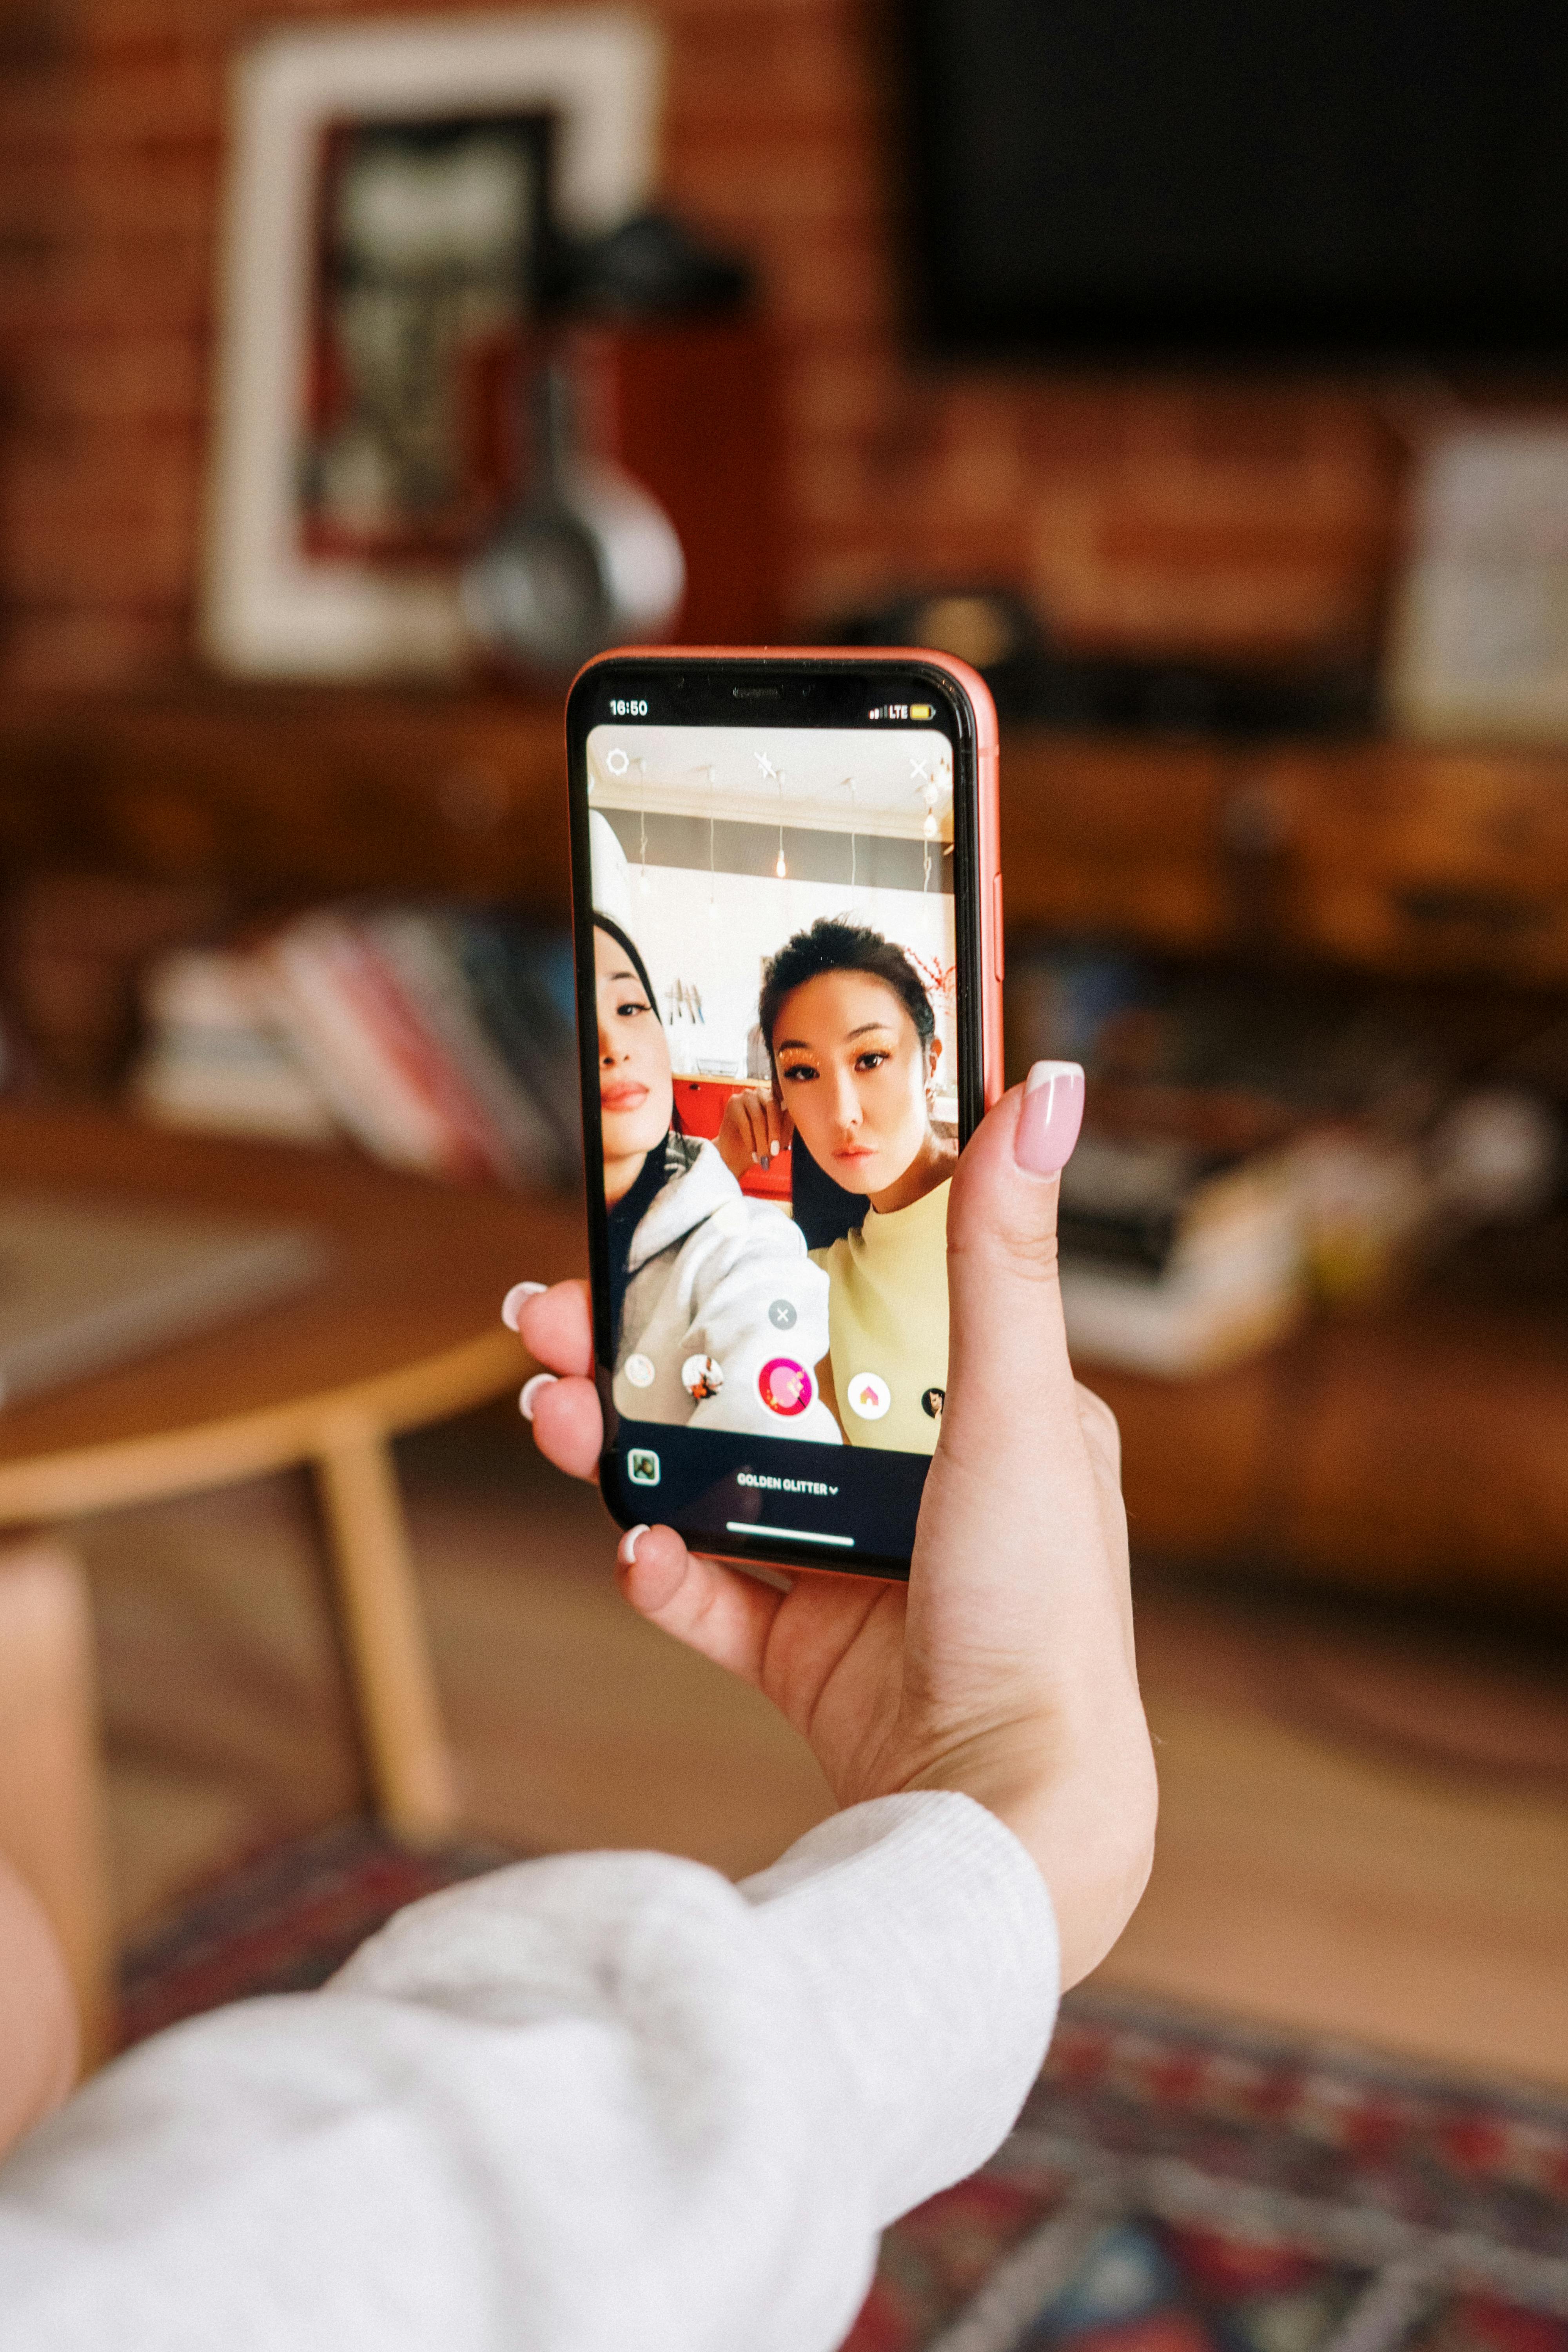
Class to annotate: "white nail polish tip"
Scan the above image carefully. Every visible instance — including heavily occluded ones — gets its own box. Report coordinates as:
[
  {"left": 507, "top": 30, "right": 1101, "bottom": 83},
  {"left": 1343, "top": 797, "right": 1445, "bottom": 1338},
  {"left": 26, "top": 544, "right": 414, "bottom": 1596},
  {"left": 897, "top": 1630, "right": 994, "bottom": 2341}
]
[
  {"left": 1024, "top": 1060, "right": 1085, "bottom": 1093},
  {"left": 620, "top": 1523, "right": 650, "bottom": 1564},
  {"left": 518, "top": 1372, "right": 558, "bottom": 1421},
  {"left": 501, "top": 1281, "right": 548, "bottom": 1332}
]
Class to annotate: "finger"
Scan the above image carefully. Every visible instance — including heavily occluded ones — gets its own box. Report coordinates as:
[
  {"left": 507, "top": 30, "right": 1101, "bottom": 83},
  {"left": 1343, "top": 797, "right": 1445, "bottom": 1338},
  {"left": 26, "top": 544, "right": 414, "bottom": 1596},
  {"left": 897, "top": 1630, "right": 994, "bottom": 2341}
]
[
  {"left": 918, "top": 1063, "right": 1102, "bottom": 1635},
  {"left": 526, "top": 1372, "right": 603, "bottom": 1479},
  {"left": 515, "top": 1279, "right": 593, "bottom": 1376},
  {"left": 942, "top": 1063, "right": 1084, "bottom": 1458},
  {"left": 726, "top": 1093, "right": 759, "bottom": 1163},
  {"left": 764, "top": 1096, "right": 787, "bottom": 1158},
  {"left": 615, "top": 1523, "right": 784, "bottom": 1686},
  {"left": 743, "top": 1094, "right": 770, "bottom": 1161},
  {"left": 1074, "top": 1383, "right": 1136, "bottom": 1664},
  {"left": 1074, "top": 1382, "right": 1121, "bottom": 1486}
]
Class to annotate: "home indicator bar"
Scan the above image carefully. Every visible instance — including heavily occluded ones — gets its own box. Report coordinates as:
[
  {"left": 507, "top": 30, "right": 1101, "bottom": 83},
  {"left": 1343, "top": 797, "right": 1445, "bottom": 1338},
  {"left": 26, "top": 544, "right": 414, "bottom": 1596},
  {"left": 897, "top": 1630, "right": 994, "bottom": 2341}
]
[{"left": 727, "top": 1521, "right": 855, "bottom": 1549}]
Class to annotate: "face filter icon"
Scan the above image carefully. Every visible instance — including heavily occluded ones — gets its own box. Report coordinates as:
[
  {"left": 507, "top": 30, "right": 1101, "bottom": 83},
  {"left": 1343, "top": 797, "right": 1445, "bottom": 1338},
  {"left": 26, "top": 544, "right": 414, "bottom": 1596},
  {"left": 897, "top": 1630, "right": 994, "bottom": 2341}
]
[
  {"left": 846, "top": 1372, "right": 891, "bottom": 1421},
  {"left": 681, "top": 1354, "right": 724, "bottom": 1402},
  {"left": 757, "top": 1358, "right": 813, "bottom": 1416}
]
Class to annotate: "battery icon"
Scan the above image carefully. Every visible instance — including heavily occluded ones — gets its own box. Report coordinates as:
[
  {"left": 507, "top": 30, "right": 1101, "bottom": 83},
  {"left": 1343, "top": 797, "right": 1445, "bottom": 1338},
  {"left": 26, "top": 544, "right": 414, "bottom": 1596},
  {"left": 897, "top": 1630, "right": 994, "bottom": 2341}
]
[{"left": 910, "top": 702, "right": 934, "bottom": 720}]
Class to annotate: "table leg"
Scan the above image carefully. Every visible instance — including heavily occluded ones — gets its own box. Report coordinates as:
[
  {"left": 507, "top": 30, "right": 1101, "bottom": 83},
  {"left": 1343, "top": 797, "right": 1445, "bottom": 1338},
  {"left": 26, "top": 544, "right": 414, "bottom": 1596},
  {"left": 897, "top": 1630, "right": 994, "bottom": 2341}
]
[{"left": 313, "top": 1424, "right": 460, "bottom": 1842}]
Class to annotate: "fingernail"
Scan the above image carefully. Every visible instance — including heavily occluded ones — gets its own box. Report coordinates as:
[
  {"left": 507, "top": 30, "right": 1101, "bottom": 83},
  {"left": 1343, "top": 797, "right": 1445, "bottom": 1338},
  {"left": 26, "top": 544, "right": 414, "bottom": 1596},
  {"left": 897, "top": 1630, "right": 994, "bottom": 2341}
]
[
  {"left": 519, "top": 1371, "right": 557, "bottom": 1421},
  {"left": 1015, "top": 1061, "right": 1085, "bottom": 1176},
  {"left": 770, "top": 1140, "right": 780, "bottom": 1156},
  {"left": 502, "top": 1281, "right": 548, "bottom": 1332},
  {"left": 618, "top": 1523, "right": 649, "bottom": 1566}
]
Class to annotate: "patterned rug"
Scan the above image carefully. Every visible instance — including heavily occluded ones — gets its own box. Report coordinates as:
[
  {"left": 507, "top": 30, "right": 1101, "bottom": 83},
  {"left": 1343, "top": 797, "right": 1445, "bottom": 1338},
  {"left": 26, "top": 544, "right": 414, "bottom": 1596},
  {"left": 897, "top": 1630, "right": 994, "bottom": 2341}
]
[{"left": 120, "top": 1823, "right": 1568, "bottom": 2352}]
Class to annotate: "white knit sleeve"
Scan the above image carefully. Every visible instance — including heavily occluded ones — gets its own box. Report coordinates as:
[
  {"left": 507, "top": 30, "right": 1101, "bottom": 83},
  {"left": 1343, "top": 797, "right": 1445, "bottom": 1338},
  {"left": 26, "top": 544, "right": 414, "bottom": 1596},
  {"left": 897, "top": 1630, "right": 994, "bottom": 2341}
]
[{"left": 0, "top": 1790, "right": 1057, "bottom": 2352}]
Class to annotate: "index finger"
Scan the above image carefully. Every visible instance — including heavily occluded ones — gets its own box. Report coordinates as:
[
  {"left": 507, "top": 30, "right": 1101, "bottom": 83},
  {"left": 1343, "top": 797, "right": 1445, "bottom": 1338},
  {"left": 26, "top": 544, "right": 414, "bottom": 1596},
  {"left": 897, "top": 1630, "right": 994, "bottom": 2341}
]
[{"left": 514, "top": 1278, "right": 593, "bottom": 1376}]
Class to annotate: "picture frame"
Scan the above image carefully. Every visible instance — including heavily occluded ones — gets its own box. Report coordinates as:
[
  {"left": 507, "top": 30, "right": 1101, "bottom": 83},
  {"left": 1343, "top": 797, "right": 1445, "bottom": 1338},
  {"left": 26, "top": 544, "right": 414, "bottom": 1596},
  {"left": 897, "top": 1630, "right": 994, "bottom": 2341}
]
[
  {"left": 204, "top": 10, "right": 663, "bottom": 682},
  {"left": 1388, "top": 423, "right": 1568, "bottom": 744}
]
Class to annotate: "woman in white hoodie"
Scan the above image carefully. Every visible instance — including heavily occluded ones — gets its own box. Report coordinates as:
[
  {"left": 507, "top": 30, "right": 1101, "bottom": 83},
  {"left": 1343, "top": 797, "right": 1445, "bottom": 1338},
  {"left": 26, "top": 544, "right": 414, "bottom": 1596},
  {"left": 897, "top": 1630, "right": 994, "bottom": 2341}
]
[{"left": 595, "top": 918, "right": 839, "bottom": 1443}]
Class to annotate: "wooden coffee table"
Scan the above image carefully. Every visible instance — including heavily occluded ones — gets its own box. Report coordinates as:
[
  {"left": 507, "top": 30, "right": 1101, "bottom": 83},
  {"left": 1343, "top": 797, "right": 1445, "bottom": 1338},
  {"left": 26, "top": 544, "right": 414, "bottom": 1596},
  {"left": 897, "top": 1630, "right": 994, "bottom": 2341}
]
[{"left": 0, "top": 1107, "right": 584, "bottom": 1852}]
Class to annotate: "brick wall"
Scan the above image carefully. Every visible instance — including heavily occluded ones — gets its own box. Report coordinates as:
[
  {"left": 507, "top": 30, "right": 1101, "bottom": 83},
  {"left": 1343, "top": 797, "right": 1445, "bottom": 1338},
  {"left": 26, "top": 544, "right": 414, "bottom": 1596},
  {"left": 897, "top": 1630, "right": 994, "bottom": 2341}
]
[{"left": 0, "top": 0, "right": 1405, "bottom": 695}]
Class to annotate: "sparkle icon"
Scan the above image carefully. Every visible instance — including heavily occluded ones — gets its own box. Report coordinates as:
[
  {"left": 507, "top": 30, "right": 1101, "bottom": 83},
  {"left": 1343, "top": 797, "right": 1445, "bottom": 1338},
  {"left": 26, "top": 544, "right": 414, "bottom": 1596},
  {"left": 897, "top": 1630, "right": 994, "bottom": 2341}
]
[{"left": 754, "top": 751, "right": 779, "bottom": 780}]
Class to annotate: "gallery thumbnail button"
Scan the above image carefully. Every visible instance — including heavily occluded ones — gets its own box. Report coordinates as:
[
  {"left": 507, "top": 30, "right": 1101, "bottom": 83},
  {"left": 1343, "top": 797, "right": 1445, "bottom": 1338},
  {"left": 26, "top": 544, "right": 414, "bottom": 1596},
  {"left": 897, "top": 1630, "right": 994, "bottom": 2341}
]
[{"left": 623, "top": 1354, "right": 656, "bottom": 1389}]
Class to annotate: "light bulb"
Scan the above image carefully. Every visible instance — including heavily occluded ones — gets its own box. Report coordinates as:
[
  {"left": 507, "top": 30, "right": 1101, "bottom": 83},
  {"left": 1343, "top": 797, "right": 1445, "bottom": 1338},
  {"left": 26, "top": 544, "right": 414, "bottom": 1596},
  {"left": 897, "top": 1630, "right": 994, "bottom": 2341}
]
[
  {"left": 775, "top": 852, "right": 788, "bottom": 879},
  {"left": 923, "top": 813, "right": 938, "bottom": 838}
]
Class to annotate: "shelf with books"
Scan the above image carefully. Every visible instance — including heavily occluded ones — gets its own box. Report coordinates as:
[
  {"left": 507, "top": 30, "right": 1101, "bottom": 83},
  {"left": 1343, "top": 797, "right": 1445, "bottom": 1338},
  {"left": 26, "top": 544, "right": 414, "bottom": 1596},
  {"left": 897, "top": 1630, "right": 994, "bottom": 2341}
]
[
  {"left": 0, "top": 686, "right": 1564, "bottom": 1606},
  {"left": 3, "top": 691, "right": 1568, "bottom": 982}
]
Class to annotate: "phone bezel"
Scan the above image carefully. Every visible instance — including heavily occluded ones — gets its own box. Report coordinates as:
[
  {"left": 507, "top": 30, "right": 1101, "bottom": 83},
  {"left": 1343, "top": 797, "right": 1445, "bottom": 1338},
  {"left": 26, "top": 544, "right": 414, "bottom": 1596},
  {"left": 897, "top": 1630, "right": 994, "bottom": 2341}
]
[{"left": 564, "top": 647, "right": 997, "bottom": 1579}]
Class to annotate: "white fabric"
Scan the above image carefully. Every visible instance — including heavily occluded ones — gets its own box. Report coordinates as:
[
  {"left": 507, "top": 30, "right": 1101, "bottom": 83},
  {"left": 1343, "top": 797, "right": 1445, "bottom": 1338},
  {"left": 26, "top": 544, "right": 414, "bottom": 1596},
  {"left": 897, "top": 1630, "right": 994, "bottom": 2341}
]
[
  {"left": 613, "top": 1136, "right": 840, "bottom": 1441},
  {"left": 0, "top": 1791, "right": 1056, "bottom": 2352}
]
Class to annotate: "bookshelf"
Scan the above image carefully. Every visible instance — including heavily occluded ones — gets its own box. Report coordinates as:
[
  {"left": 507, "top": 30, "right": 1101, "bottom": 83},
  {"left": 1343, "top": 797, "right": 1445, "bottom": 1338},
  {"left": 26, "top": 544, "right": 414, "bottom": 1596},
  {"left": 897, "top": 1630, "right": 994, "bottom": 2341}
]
[
  {"left": 0, "top": 684, "right": 1564, "bottom": 1613},
  {"left": 4, "top": 689, "right": 1566, "bottom": 984}
]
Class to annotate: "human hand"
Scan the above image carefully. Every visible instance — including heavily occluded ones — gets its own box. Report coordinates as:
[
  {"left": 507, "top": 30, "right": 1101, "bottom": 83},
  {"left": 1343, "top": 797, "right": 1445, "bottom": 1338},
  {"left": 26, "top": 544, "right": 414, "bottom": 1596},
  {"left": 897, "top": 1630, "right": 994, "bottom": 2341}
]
[
  {"left": 0, "top": 1857, "right": 76, "bottom": 2160},
  {"left": 504, "top": 1064, "right": 1156, "bottom": 1987},
  {"left": 715, "top": 1085, "right": 791, "bottom": 1183}
]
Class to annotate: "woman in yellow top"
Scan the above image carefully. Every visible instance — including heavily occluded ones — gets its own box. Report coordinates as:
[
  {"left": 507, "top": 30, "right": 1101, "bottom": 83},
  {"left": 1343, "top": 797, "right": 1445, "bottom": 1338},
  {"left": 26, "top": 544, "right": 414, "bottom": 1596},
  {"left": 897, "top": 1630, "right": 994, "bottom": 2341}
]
[{"left": 717, "top": 918, "right": 955, "bottom": 1454}]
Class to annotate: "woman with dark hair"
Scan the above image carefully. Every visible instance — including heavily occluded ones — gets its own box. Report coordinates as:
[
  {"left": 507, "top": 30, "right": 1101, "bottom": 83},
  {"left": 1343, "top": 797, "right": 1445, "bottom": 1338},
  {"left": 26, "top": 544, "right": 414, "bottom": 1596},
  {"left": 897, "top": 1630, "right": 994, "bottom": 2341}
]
[
  {"left": 717, "top": 918, "right": 955, "bottom": 1456},
  {"left": 593, "top": 915, "right": 838, "bottom": 1441}
]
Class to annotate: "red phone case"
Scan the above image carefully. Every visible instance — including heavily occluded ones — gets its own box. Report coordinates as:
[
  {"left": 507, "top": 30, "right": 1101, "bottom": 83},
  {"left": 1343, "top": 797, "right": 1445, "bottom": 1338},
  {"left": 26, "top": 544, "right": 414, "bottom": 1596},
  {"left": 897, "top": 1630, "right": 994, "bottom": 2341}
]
[{"left": 569, "top": 645, "right": 1003, "bottom": 1581}]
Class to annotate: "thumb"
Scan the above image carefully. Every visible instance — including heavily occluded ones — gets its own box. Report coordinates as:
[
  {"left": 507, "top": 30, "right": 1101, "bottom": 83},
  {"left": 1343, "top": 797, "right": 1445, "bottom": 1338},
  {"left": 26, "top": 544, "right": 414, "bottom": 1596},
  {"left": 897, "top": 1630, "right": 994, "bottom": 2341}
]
[{"left": 937, "top": 1060, "right": 1085, "bottom": 1504}]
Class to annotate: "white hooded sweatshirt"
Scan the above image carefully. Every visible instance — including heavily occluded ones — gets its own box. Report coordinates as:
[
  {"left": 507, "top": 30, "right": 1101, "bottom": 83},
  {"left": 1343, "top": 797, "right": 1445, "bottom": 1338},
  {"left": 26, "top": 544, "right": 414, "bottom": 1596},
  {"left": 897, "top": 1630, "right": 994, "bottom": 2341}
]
[{"left": 612, "top": 1136, "right": 841, "bottom": 1442}]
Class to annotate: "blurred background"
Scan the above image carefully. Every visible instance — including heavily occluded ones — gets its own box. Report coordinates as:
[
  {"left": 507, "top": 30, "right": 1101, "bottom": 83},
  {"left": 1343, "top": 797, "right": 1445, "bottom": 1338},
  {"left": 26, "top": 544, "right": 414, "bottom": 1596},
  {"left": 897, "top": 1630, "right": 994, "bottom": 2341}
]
[{"left": 0, "top": 0, "right": 1566, "bottom": 2125}]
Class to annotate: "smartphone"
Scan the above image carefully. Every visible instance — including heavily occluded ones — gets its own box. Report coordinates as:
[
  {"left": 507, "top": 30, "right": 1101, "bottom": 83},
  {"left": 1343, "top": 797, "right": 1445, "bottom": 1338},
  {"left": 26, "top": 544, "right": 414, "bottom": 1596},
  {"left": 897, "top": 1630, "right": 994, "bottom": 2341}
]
[{"left": 565, "top": 648, "right": 1002, "bottom": 1579}]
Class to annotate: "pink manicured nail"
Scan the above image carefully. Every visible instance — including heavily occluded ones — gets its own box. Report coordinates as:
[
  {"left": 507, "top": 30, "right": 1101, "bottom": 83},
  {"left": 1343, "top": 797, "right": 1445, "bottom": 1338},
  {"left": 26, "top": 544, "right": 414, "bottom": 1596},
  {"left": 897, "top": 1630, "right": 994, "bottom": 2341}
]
[
  {"left": 619, "top": 1523, "right": 650, "bottom": 1566},
  {"left": 519, "top": 1372, "right": 557, "bottom": 1421},
  {"left": 501, "top": 1281, "right": 548, "bottom": 1332},
  {"left": 1015, "top": 1061, "right": 1085, "bottom": 1176}
]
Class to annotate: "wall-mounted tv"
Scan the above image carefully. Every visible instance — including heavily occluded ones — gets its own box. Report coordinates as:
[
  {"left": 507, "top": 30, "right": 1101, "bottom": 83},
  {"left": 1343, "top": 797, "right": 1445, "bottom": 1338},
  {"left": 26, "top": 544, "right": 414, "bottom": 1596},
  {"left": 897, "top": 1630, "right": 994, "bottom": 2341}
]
[{"left": 899, "top": 0, "right": 1568, "bottom": 363}]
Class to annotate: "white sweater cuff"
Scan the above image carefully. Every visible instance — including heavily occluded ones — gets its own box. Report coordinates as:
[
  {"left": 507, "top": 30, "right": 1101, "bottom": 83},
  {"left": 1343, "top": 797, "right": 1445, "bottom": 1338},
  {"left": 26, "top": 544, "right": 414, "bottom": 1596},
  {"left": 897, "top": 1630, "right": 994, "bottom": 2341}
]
[{"left": 740, "top": 1789, "right": 1059, "bottom": 2225}]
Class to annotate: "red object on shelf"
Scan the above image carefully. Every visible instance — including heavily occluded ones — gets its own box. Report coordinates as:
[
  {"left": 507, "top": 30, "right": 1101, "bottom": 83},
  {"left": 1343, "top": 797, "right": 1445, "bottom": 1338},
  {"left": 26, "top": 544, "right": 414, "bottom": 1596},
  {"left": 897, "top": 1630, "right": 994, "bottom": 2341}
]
[
  {"left": 572, "top": 318, "right": 784, "bottom": 646},
  {"left": 673, "top": 1076, "right": 791, "bottom": 1199}
]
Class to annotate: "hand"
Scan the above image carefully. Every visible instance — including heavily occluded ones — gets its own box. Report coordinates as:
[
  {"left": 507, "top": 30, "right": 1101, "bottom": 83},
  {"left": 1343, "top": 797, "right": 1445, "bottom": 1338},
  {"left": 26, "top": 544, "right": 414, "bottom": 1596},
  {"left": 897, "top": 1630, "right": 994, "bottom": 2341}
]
[
  {"left": 509, "top": 1070, "right": 1156, "bottom": 1987},
  {"left": 715, "top": 1086, "right": 791, "bottom": 1183},
  {"left": 0, "top": 1858, "right": 76, "bottom": 2159}
]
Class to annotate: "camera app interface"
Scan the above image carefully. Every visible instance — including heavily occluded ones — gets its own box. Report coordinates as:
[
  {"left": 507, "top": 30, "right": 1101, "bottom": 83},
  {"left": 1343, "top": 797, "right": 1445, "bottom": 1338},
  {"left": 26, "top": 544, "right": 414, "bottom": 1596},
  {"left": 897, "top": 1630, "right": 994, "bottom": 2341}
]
[{"left": 588, "top": 718, "right": 957, "bottom": 1481}]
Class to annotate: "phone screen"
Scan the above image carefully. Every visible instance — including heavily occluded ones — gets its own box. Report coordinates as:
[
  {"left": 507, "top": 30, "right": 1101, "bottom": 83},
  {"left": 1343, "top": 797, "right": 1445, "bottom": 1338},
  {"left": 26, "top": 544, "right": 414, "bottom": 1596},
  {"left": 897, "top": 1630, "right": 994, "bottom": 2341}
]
[{"left": 568, "top": 659, "right": 986, "bottom": 1576}]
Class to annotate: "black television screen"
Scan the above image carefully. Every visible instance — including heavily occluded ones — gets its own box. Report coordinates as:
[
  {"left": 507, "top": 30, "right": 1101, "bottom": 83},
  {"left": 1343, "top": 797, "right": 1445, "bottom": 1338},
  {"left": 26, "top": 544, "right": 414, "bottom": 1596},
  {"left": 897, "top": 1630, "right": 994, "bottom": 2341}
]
[{"left": 900, "top": 0, "right": 1568, "bottom": 362}]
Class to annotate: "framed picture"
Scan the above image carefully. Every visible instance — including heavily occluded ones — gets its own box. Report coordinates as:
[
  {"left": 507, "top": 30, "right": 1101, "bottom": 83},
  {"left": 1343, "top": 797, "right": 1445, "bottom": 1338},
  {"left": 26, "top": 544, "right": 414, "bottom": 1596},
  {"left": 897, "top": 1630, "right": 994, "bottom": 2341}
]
[
  {"left": 1388, "top": 423, "right": 1568, "bottom": 743},
  {"left": 204, "top": 11, "right": 663, "bottom": 681}
]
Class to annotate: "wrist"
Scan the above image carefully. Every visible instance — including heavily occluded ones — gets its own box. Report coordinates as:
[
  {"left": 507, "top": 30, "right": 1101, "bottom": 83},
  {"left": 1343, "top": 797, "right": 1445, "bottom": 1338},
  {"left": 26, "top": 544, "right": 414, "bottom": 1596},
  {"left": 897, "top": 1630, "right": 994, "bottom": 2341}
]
[{"left": 902, "top": 1705, "right": 1157, "bottom": 1989}]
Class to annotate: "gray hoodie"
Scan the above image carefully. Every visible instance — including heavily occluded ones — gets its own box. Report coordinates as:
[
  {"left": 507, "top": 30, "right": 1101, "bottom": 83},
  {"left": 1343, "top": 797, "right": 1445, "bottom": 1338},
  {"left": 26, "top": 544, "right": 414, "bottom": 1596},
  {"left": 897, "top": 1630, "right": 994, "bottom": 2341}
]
[{"left": 613, "top": 1137, "right": 840, "bottom": 1441}]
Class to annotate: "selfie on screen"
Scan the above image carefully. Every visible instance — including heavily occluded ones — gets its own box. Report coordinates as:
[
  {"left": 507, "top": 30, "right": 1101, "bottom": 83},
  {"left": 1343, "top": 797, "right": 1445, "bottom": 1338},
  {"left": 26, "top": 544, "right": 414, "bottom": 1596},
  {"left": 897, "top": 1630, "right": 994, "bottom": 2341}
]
[{"left": 587, "top": 722, "right": 958, "bottom": 1459}]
